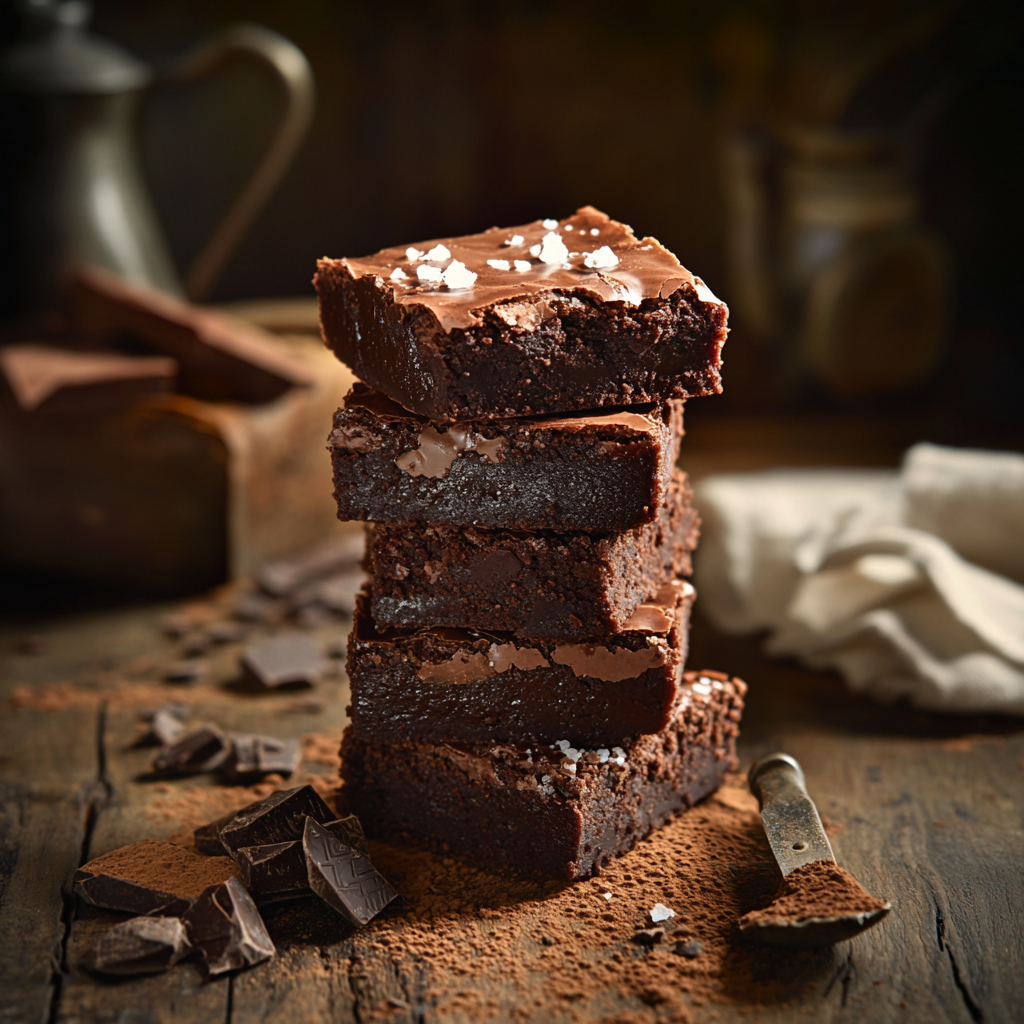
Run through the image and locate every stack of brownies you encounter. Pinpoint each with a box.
[314,207,746,880]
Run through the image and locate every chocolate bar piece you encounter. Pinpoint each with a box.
[151,725,230,775]
[92,917,192,975]
[74,840,239,914]
[184,877,275,975]
[315,206,727,423]
[194,811,239,855]
[256,532,364,596]
[341,671,746,880]
[217,785,336,852]
[330,384,682,532]
[348,579,695,747]
[220,734,301,782]
[240,635,324,690]
[369,470,698,638]
[71,265,313,404]
[302,817,398,926]
[0,344,176,414]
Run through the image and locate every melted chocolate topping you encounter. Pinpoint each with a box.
[395,425,505,479]
[339,206,724,333]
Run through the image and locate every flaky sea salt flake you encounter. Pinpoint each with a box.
[539,232,569,265]
[529,244,541,257]
[542,218,559,229]
[423,244,451,262]
[486,259,511,271]
[405,247,424,262]
[416,264,443,285]
[650,903,676,923]
[584,246,619,270]
[603,892,613,901]
[514,260,532,272]
[590,227,600,236]
[597,748,610,763]
[443,260,477,290]
[389,268,408,281]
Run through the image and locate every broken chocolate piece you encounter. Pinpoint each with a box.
[138,703,189,746]
[633,928,666,946]
[193,810,242,856]
[75,840,239,914]
[323,815,369,856]
[163,658,208,684]
[218,785,336,852]
[92,916,192,975]
[257,533,364,597]
[240,635,324,690]
[302,817,398,926]
[219,734,301,782]
[184,877,276,975]
[151,725,230,775]
[233,841,309,899]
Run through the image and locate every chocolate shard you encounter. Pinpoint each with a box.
[219,734,301,782]
[322,815,369,856]
[92,916,192,975]
[240,635,324,690]
[193,810,241,856]
[184,877,275,975]
[151,725,230,775]
[257,533,364,597]
[218,785,335,852]
[302,816,398,926]
[233,841,309,899]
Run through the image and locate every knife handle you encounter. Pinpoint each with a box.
[748,752,835,875]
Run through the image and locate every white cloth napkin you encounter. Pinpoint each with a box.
[692,443,1024,715]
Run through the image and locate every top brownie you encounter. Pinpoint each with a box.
[315,206,728,422]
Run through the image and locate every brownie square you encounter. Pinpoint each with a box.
[347,578,695,748]
[339,671,746,880]
[368,470,699,639]
[330,384,683,532]
[315,207,728,423]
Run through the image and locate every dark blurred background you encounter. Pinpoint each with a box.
[3,0,1022,424]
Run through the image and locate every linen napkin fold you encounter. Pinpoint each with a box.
[693,444,1024,715]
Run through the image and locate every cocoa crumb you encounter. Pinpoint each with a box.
[739,860,887,927]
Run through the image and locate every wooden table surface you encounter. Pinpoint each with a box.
[2,410,1022,1024]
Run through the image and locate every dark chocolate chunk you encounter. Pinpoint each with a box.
[257,533,364,597]
[74,840,239,914]
[151,725,230,775]
[633,928,666,946]
[240,635,324,690]
[184,877,276,975]
[233,841,309,899]
[92,916,192,975]
[302,817,398,926]
[163,658,208,684]
[232,590,288,624]
[193,810,242,855]
[315,207,727,423]
[218,785,336,851]
[322,815,370,856]
[675,940,702,958]
[138,703,189,746]
[204,620,250,643]
[219,734,301,782]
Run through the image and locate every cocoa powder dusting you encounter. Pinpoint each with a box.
[258,773,836,1022]
[739,860,887,927]
[80,840,239,897]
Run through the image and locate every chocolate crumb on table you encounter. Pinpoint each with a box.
[739,859,889,927]
[330,383,684,532]
[367,469,699,639]
[315,206,727,423]
[340,672,746,880]
[346,583,698,748]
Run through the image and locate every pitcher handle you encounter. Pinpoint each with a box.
[165,23,315,301]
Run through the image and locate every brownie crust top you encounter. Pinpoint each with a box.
[325,206,724,333]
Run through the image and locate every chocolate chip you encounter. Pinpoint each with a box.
[184,877,275,975]
[92,916,191,975]
[674,939,702,958]
[541,936,555,946]
[302,817,398,926]
[633,927,666,946]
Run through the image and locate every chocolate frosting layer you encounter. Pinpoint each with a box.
[338,206,723,333]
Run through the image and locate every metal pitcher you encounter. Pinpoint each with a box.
[0,0,314,315]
